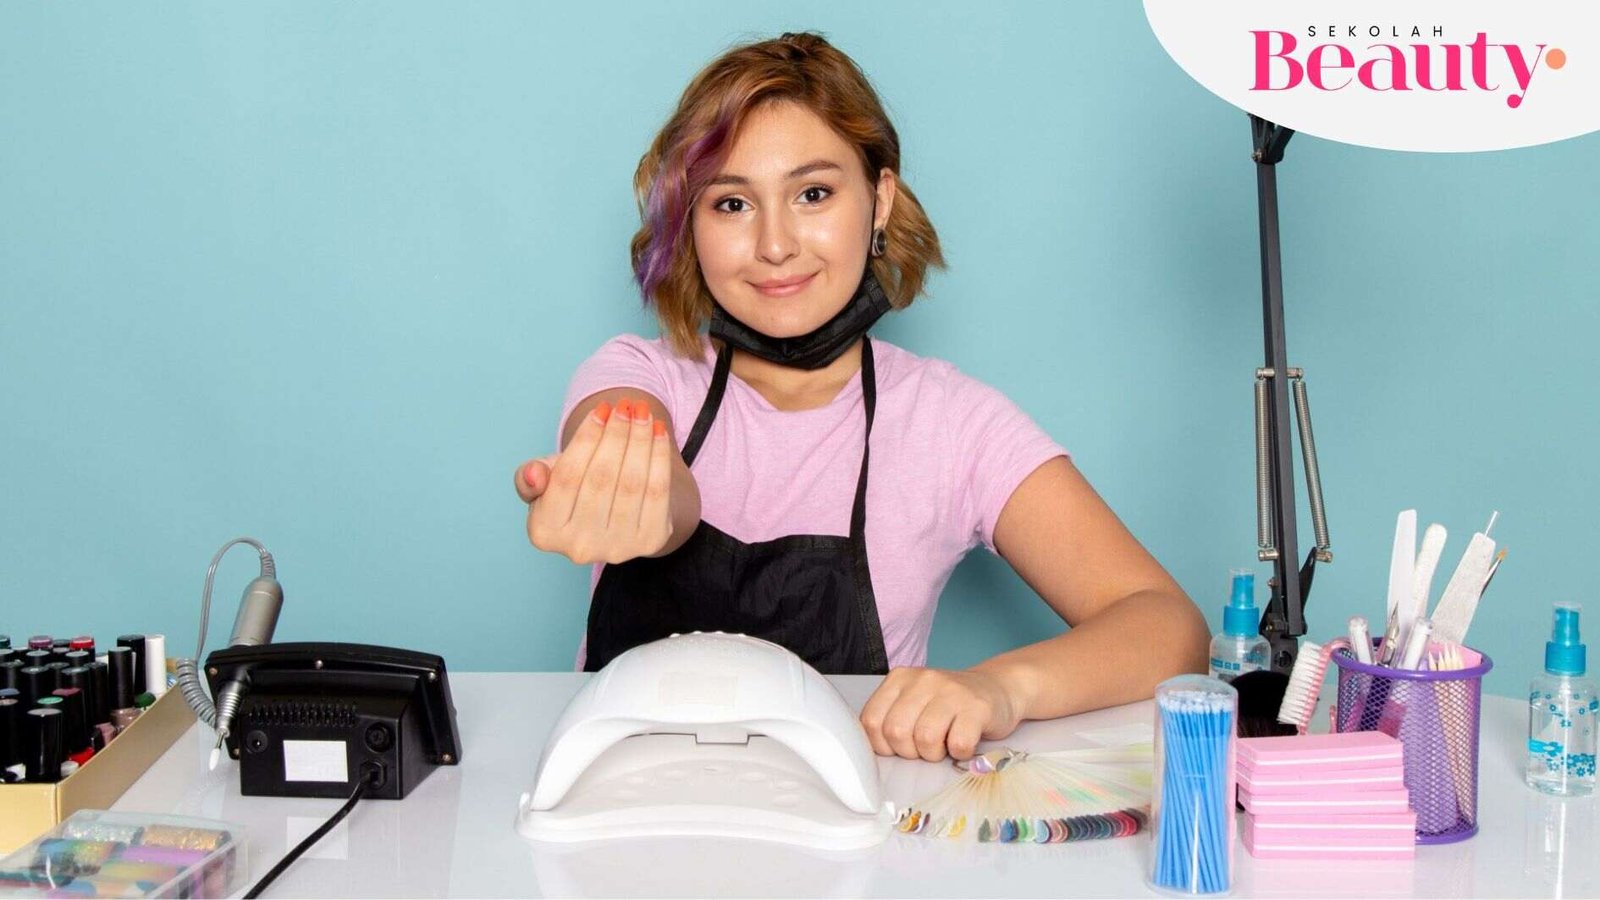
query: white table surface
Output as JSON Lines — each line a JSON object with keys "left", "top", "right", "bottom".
{"left": 110, "top": 674, "right": 1598, "bottom": 898}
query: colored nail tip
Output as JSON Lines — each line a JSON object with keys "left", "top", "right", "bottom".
{"left": 593, "top": 401, "right": 612, "bottom": 422}
{"left": 652, "top": 419, "right": 667, "bottom": 437}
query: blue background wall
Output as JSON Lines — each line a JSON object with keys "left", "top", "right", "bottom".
{"left": 3, "top": 2, "right": 1595, "bottom": 697}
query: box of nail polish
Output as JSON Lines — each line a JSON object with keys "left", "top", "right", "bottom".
{"left": 0, "top": 690, "right": 194, "bottom": 854}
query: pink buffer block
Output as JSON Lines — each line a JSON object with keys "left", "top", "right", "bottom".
{"left": 1237, "top": 731, "right": 1403, "bottom": 770}
{"left": 1237, "top": 786, "right": 1410, "bottom": 816}
{"left": 1242, "top": 831, "right": 1415, "bottom": 860}
{"left": 1241, "top": 811, "right": 1418, "bottom": 861}
{"left": 1237, "top": 766, "right": 1404, "bottom": 795}
{"left": 1244, "top": 812, "right": 1417, "bottom": 847}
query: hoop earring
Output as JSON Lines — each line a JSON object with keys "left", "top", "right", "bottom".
{"left": 870, "top": 227, "right": 887, "bottom": 258}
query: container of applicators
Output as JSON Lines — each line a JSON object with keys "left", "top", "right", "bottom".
{"left": 1149, "top": 675, "right": 1236, "bottom": 896}
{"left": 1330, "top": 641, "right": 1493, "bottom": 843}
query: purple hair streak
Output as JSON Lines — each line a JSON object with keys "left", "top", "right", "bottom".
{"left": 635, "top": 112, "right": 736, "bottom": 305}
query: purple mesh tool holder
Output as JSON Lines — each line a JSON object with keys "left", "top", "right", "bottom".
{"left": 1331, "top": 644, "right": 1494, "bottom": 844}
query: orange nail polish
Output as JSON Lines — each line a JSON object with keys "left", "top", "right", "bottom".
{"left": 652, "top": 420, "right": 667, "bottom": 438}
{"left": 617, "top": 399, "right": 634, "bottom": 420}
{"left": 594, "top": 401, "right": 612, "bottom": 423}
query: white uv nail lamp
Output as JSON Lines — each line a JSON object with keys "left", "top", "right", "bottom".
{"left": 517, "top": 632, "right": 896, "bottom": 850}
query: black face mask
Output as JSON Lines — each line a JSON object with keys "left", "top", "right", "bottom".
{"left": 708, "top": 263, "right": 891, "bottom": 370}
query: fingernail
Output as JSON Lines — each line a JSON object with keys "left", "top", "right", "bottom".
{"left": 593, "top": 401, "right": 612, "bottom": 423}
{"left": 615, "top": 399, "right": 632, "bottom": 421}
{"left": 652, "top": 420, "right": 666, "bottom": 438}
{"left": 634, "top": 399, "right": 652, "bottom": 422}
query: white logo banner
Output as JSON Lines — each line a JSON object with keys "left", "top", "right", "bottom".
{"left": 1144, "top": 1, "right": 1600, "bottom": 151}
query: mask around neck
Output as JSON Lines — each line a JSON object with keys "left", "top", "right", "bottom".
{"left": 707, "top": 264, "right": 891, "bottom": 370}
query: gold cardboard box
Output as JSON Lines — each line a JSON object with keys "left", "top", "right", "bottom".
{"left": 0, "top": 688, "right": 195, "bottom": 853}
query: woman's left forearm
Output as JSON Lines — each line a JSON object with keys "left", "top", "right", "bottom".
{"left": 968, "top": 588, "right": 1210, "bottom": 722}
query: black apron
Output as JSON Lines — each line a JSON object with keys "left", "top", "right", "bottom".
{"left": 583, "top": 336, "right": 889, "bottom": 675}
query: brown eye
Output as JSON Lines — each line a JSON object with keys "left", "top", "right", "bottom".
{"left": 714, "top": 197, "right": 748, "bottom": 214}
{"left": 799, "top": 186, "right": 832, "bottom": 204}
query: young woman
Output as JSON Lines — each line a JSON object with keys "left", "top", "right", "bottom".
{"left": 514, "top": 32, "right": 1208, "bottom": 762}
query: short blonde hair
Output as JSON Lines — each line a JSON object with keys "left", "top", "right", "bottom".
{"left": 630, "top": 32, "right": 945, "bottom": 358}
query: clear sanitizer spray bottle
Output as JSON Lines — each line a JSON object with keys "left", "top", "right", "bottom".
{"left": 1209, "top": 569, "right": 1269, "bottom": 683}
{"left": 1527, "top": 602, "right": 1598, "bottom": 796}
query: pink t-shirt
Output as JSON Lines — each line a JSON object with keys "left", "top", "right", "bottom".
{"left": 557, "top": 333, "right": 1068, "bottom": 670}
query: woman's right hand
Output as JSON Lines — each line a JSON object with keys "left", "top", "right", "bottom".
{"left": 515, "top": 397, "right": 675, "bottom": 565}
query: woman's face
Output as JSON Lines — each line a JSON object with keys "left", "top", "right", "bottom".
{"left": 692, "top": 100, "right": 893, "bottom": 338}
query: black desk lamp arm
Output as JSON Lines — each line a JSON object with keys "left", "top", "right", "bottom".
{"left": 1247, "top": 115, "right": 1334, "bottom": 673}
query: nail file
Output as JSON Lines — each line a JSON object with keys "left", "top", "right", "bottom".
{"left": 1411, "top": 524, "right": 1447, "bottom": 629}
{"left": 1431, "top": 532, "right": 1497, "bottom": 645}
{"left": 1385, "top": 510, "right": 1416, "bottom": 657}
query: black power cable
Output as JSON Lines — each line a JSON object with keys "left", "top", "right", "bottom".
{"left": 244, "top": 776, "right": 369, "bottom": 899}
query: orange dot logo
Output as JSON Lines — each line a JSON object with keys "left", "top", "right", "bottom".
{"left": 1548, "top": 48, "right": 1567, "bottom": 70}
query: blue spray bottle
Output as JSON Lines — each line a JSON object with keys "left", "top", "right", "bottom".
{"left": 1209, "top": 569, "right": 1269, "bottom": 683}
{"left": 1527, "top": 602, "right": 1597, "bottom": 796}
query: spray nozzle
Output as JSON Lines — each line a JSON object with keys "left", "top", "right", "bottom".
{"left": 1223, "top": 569, "right": 1258, "bottom": 637}
{"left": 1546, "top": 602, "right": 1587, "bottom": 676}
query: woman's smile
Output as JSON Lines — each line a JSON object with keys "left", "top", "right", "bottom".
{"left": 751, "top": 271, "right": 817, "bottom": 298}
